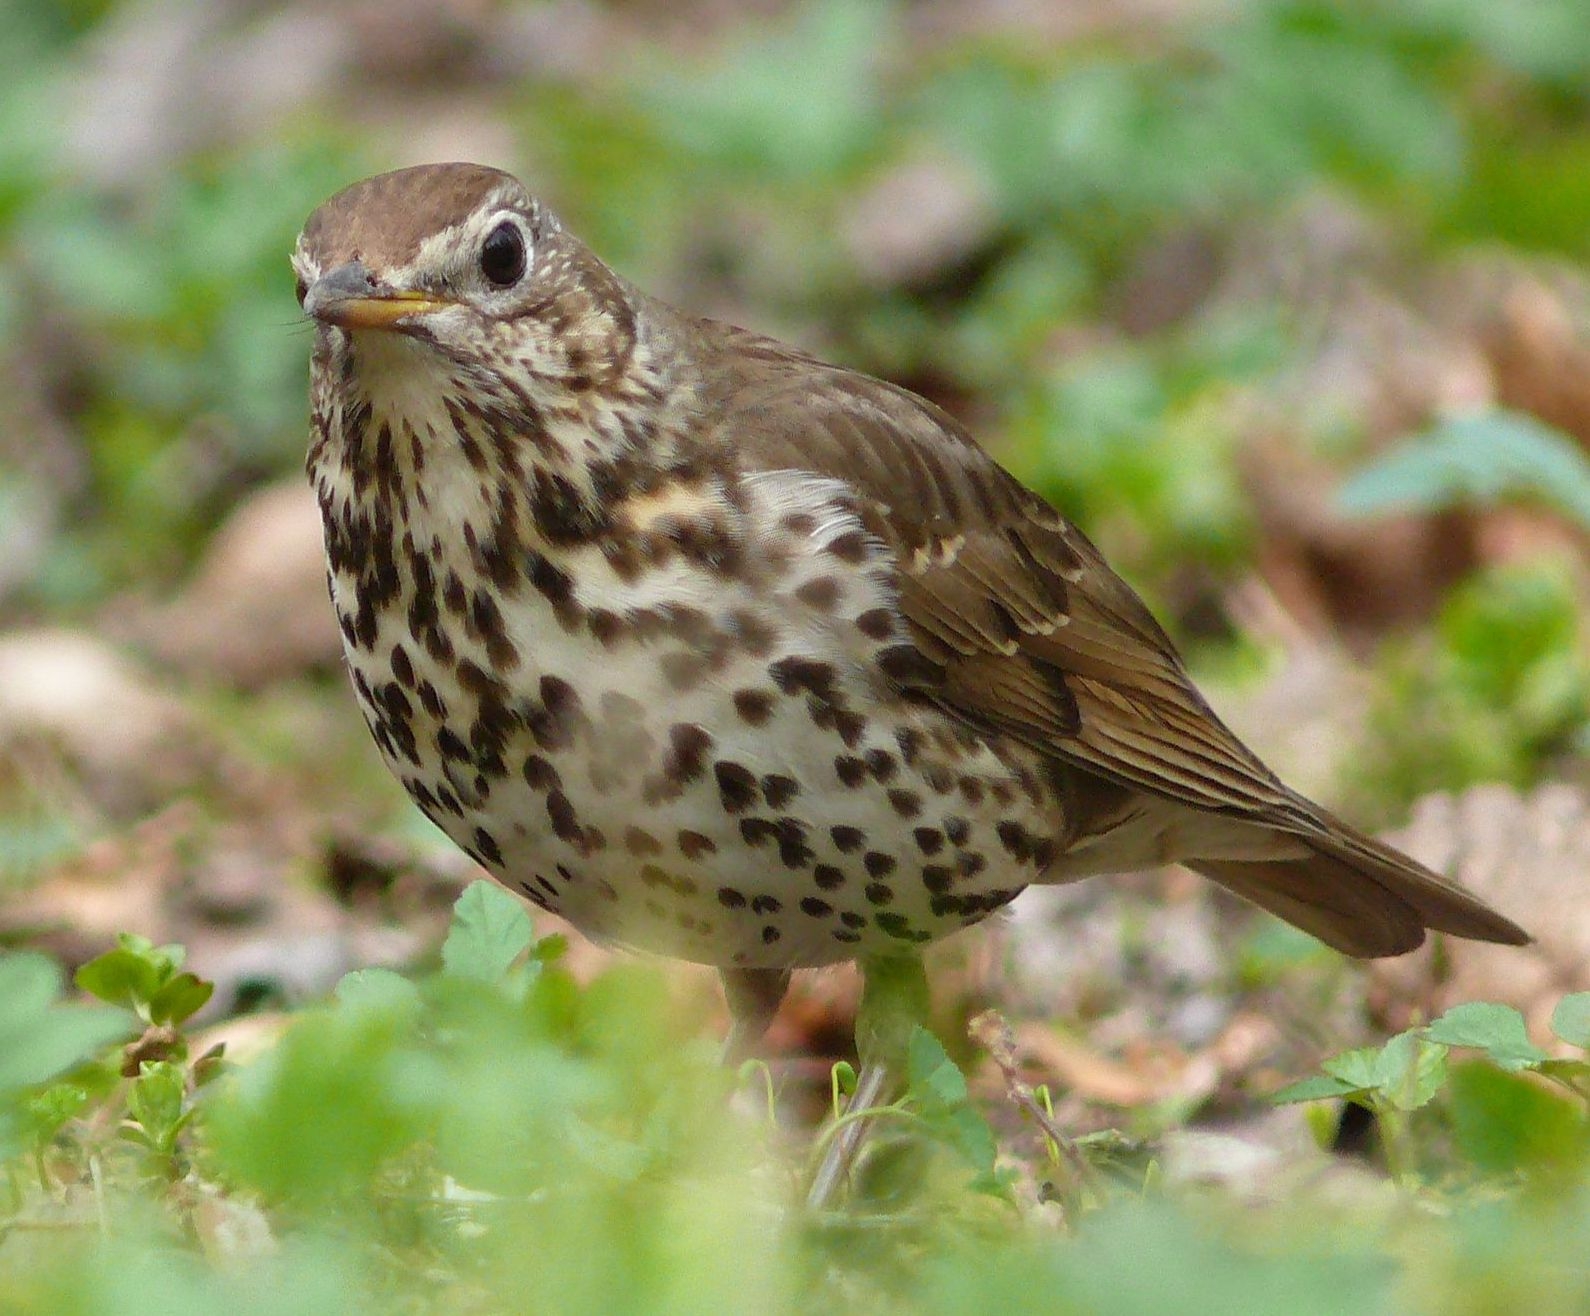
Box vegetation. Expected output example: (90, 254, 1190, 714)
(1, 0, 1588, 1311)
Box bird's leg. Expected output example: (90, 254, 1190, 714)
(719, 966, 792, 1067)
(806, 951, 930, 1210)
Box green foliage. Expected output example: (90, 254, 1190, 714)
(1354, 560, 1590, 813)
(1004, 332, 1262, 583)
(1276, 993, 1590, 1184)
(6, 895, 1590, 1311)
(75, 934, 213, 1027)
(437, 878, 535, 984)
(1339, 409, 1590, 531)
(0, 951, 130, 1150)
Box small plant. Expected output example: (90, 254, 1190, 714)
(1275, 995, 1590, 1184)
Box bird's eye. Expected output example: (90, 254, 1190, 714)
(480, 221, 527, 287)
(294, 273, 308, 306)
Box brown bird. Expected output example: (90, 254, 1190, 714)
(293, 163, 1526, 1151)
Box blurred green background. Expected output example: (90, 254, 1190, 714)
(2, 0, 1590, 1310)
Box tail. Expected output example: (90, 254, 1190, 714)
(1192, 811, 1530, 958)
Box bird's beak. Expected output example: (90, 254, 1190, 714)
(303, 260, 453, 332)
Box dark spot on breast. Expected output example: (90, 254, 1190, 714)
(921, 865, 954, 894)
(761, 774, 800, 808)
(418, 679, 446, 719)
(840, 911, 866, 929)
(863, 851, 897, 879)
(678, 829, 717, 860)
(834, 755, 867, 788)
(914, 827, 944, 855)
(895, 727, 923, 764)
(830, 825, 865, 853)
(761, 925, 781, 944)
(825, 530, 869, 563)
(876, 912, 931, 943)
(733, 689, 776, 726)
(730, 610, 778, 657)
(814, 864, 846, 890)
(996, 821, 1032, 860)
(780, 511, 817, 536)
(864, 883, 894, 906)
(877, 645, 943, 689)
(829, 707, 867, 748)
(776, 817, 813, 869)
(473, 828, 502, 866)
(529, 675, 586, 750)
(770, 655, 837, 699)
(801, 897, 833, 918)
(436, 727, 469, 762)
(714, 761, 759, 813)
(740, 817, 778, 848)
(546, 790, 582, 843)
(717, 886, 747, 909)
(751, 895, 782, 916)
(624, 827, 662, 856)
(887, 788, 922, 818)
(855, 608, 894, 640)
(523, 754, 560, 792)
(390, 645, 416, 688)
(795, 576, 842, 611)
(944, 817, 971, 846)
(588, 609, 623, 646)
(863, 749, 896, 782)
(662, 723, 713, 784)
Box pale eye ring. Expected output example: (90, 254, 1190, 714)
(480, 221, 527, 287)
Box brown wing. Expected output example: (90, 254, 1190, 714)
(693, 323, 1529, 954)
(701, 328, 1307, 829)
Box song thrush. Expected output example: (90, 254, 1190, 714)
(294, 163, 1526, 1075)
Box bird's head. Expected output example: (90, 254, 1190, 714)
(293, 163, 640, 412)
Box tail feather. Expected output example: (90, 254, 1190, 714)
(1192, 814, 1530, 959)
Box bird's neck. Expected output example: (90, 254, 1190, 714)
(307, 317, 724, 569)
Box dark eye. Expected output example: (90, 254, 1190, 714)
(480, 221, 527, 287)
(294, 273, 308, 306)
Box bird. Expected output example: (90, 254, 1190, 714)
(293, 163, 1527, 1186)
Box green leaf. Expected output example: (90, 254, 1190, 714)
(441, 881, 535, 983)
(1270, 1073, 1365, 1105)
(938, 1104, 999, 1176)
(906, 1027, 968, 1108)
(147, 972, 213, 1027)
(1320, 1045, 1386, 1092)
(1338, 409, 1590, 530)
(1447, 1060, 1587, 1176)
(0, 952, 132, 1096)
(1370, 1030, 1449, 1111)
(74, 947, 163, 1015)
(1426, 1002, 1547, 1072)
(128, 1060, 188, 1150)
(1550, 992, 1590, 1049)
(335, 968, 422, 1014)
